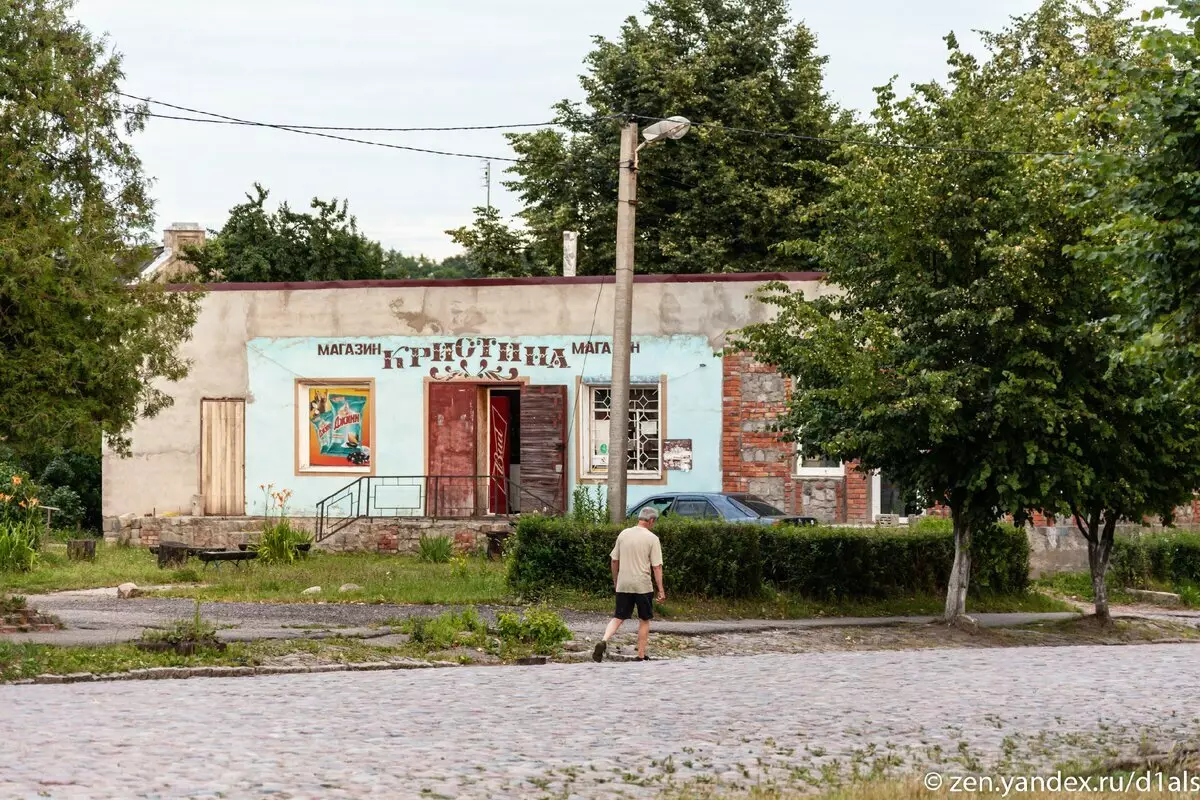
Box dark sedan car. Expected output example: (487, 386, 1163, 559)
(627, 492, 817, 526)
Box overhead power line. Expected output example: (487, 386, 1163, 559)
(121, 93, 520, 162)
(629, 114, 1075, 158)
(122, 93, 565, 133)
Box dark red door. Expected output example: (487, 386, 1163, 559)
(488, 393, 511, 513)
(428, 383, 477, 516)
(519, 385, 567, 514)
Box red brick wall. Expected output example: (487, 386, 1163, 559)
(721, 354, 873, 524)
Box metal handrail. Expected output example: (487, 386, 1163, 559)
(314, 475, 563, 542)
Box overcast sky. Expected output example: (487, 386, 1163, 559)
(74, 1, 1052, 259)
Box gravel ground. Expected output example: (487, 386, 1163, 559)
(2, 643, 1198, 799)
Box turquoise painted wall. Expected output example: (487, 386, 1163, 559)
(246, 335, 722, 515)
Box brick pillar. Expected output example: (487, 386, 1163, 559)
(720, 354, 794, 510)
(845, 463, 871, 524)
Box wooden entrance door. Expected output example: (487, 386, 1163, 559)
(519, 385, 567, 514)
(200, 399, 245, 516)
(427, 383, 478, 516)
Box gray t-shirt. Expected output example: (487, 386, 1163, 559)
(610, 525, 663, 594)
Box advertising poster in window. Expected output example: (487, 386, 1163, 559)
(297, 381, 374, 474)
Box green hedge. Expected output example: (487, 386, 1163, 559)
(507, 516, 1029, 600)
(1112, 532, 1200, 588)
(506, 517, 762, 598)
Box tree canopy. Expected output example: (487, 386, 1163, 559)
(728, 0, 1190, 622)
(453, 0, 841, 276)
(185, 184, 387, 282)
(0, 0, 200, 458)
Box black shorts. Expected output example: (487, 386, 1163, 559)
(614, 592, 654, 621)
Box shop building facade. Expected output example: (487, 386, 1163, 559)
(103, 271, 913, 547)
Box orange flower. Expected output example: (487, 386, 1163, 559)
(0, 493, 9, 503)
(29, 497, 39, 507)
(10, 475, 21, 486)
(17, 500, 25, 509)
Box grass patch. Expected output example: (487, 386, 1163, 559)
(0, 543, 190, 594)
(1037, 570, 1200, 608)
(547, 589, 1072, 621)
(154, 552, 509, 604)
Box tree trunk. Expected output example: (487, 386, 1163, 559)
(67, 538, 96, 562)
(944, 508, 972, 622)
(1087, 512, 1117, 627)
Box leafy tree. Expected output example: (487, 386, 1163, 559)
(383, 251, 480, 280)
(1076, 0, 1200, 389)
(444, 206, 546, 277)
(186, 184, 386, 282)
(730, 1, 1141, 622)
(460, 0, 840, 276)
(0, 0, 201, 458)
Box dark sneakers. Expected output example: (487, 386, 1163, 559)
(592, 640, 607, 662)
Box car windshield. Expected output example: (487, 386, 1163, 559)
(729, 494, 786, 517)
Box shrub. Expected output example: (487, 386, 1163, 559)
(417, 534, 454, 564)
(403, 609, 487, 650)
(255, 520, 311, 565)
(254, 483, 310, 565)
(0, 521, 39, 573)
(507, 516, 762, 598)
(1112, 532, 1200, 589)
(570, 484, 608, 524)
(44, 486, 84, 530)
(495, 607, 572, 653)
(1, 595, 27, 614)
(508, 516, 1028, 601)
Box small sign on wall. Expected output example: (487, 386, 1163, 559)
(663, 439, 693, 472)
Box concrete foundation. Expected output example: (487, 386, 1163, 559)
(103, 514, 511, 555)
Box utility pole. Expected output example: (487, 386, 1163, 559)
(482, 160, 492, 211)
(607, 122, 639, 523)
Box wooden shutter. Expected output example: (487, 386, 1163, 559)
(200, 399, 245, 516)
(519, 385, 567, 514)
(427, 383, 478, 516)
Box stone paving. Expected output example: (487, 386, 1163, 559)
(3, 643, 1198, 799)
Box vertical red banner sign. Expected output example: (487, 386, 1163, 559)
(488, 394, 511, 513)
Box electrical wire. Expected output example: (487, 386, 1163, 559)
(121, 94, 519, 161)
(629, 113, 1076, 157)
(122, 94, 569, 133)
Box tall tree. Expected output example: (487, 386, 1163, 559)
(0, 0, 200, 457)
(186, 184, 385, 282)
(1077, 0, 1200, 389)
(731, 1, 1140, 621)
(444, 206, 546, 277)
(460, 0, 840, 276)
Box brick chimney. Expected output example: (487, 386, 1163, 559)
(164, 222, 205, 254)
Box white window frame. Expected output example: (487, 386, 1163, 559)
(794, 444, 844, 479)
(579, 380, 664, 481)
(871, 471, 922, 523)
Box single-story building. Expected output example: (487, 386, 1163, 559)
(103, 271, 921, 549)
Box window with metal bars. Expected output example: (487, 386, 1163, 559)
(583, 384, 662, 477)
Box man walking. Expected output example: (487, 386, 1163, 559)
(592, 506, 665, 662)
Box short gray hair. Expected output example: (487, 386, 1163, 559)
(638, 506, 660, 522)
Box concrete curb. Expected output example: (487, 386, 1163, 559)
(6, 659, 465, 686)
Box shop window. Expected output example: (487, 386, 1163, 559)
(581, 382, 663, 479)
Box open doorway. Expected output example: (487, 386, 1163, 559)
(487, 387, 521, 514)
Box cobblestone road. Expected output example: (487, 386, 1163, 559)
(3, 644, 1198, 799)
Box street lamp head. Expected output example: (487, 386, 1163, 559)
(641, 116, 691, 145)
